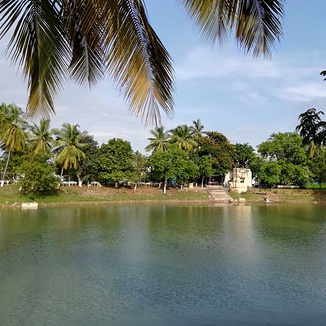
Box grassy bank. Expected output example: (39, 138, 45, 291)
(0, 184, 209, 207)
(1, 185, 326, 207)
(230, 187, 326, 203)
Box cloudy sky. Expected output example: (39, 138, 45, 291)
(1, 1, 326, 153)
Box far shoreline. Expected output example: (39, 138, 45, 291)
(1, 186, 326, 209)
(2, 198, 326, 210)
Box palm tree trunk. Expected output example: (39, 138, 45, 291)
(1, 151, 11, 187)
(77, 174, 83, 187)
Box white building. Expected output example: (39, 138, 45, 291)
(224, 168, 252, 193)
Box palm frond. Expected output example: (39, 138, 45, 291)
(1, 0, 284, 123)
(236, 0, 284, 58)
(180, 0, 284, 58)
(103, 0, 175, 125)
(1, 0, 69, 117)
(63, 0, 105, 85)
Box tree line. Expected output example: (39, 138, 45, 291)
(1, 102, 326, 196)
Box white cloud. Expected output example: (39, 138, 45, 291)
(278, 83, 326, 102)
(2, 3, 326, 155)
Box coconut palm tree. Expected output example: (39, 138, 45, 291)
(170, 124, 198, 152)
(53, 123, 87, 183)
(0, 1, 284, 124)
(28, 119, 54, 155)
(191, 118, 205, 138)
(0, 103, 28, 186)
(145, 126, 170, 153)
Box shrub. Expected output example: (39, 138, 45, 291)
(17, 154, 59, 197)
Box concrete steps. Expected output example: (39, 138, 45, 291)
(207, 186, 233, 203)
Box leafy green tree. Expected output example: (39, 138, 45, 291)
(197, 155, 214, 188)
(53, 123, 87, 182)
(75, 133, 101, 185)
(296, 108, 321, 140)
(309, 151, 326, 188)
(196, 132, 235, 176)
(0, 103, 28, 186)
(170, 124, 198, 152)
(99, 138, 134, 186)
(3, 148, 30, 180)
(295, 108, 326, 157)
(258, 132, 307, 165)
(257, 161, 282, 187)
(148, 150, 176, 191)
(145, 126, 170, 153)
(233, 143, 257, 168)
(17, 154, 59, 197)
(0, 1, 284, 122)
(132, 151, 149, 190)
(174, 155, 198, 189)
(257, 132, 309, 186)
(149, 145, 198, 192)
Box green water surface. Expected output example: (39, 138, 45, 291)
(0, 203, 325, 325)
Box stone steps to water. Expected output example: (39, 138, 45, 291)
(207, 186, 233, 203)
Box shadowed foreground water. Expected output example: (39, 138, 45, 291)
(0, 203, 326, 325)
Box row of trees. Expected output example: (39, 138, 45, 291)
(253, 108, 326, 187)
(0, 103, 92, 193)
(1, 102, 326, 196)
(0, 103, 238, 195)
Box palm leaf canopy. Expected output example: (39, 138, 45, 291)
(181, 0, 284, 58)
(0, 103, 27, 153)
(0, 0, 284, 124)
(53, 123, 87, 170)
(29, 118, 54, 154)
(145, 126, 170, 153)
(191, 118, 205, 138)
(170, 124, 198, 151)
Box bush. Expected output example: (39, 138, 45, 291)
(17, 154, 59, 197)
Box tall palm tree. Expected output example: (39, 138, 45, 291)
(0, 103, 27, 186)
(190, 118, 205, 138)
(53, 123, 87, 180)
(170, 124, 198, 152)
(28, 119, 54, 155)
(145, 126, 170, 153)
(0, 1, 284, 124)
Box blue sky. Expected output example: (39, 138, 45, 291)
(1, 1, 326, 153)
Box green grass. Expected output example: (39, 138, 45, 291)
(305, 183, 326, 189)
(238, 187, 326, 203)
(0, 186, 25, 205)
(0, 185, 209, 206)
(2, 184, 325, 206)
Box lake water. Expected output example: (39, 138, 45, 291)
(0, 203, 326, 326)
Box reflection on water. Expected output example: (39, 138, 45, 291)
(0, 204, 326, 326)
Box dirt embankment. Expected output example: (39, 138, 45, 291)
(63, 185, 326, 204)
(2, 184, 326, 208)
(243, 188, 326, 203)
(62, 184, 206, 198)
